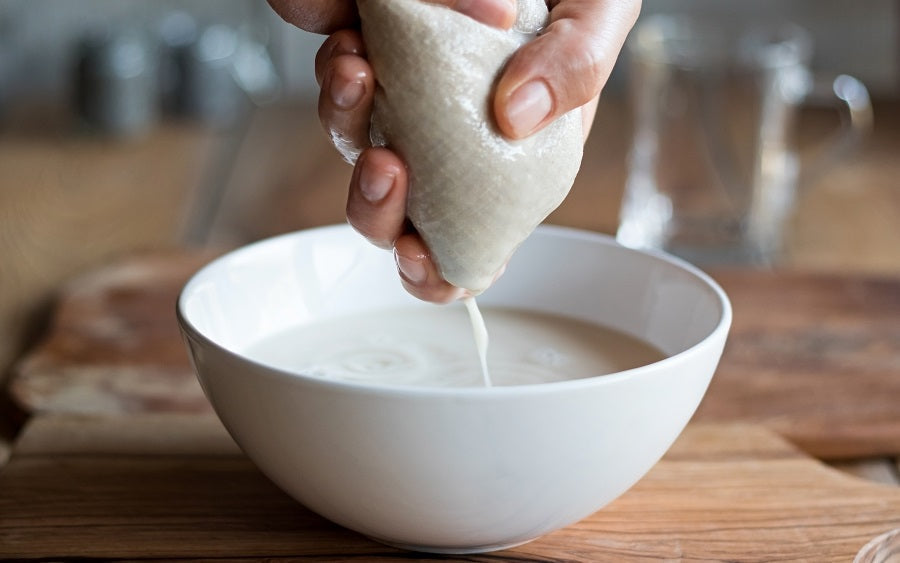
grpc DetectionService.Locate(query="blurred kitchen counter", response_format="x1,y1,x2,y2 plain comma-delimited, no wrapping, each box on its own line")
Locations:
200,96,900,274
0,107,224,393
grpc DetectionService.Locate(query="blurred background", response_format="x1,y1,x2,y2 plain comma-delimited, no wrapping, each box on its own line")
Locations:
0,0,898,387
0,1,897,112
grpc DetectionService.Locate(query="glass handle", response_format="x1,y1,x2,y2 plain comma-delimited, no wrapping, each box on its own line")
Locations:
797,73,873,189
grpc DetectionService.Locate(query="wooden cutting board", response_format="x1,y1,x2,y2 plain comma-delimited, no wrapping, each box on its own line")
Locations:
697,270,900,459
0,414,897,561
8,251,219,415
8,251,900,460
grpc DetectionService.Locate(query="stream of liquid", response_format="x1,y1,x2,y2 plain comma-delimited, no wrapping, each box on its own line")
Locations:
463,297,492,387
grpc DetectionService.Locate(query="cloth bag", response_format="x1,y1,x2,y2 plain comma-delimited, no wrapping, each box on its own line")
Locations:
358,0,583,293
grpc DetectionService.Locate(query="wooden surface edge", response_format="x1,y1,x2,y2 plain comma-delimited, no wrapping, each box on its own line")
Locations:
2,414,900,561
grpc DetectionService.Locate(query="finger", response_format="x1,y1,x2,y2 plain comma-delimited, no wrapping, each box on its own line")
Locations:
394,233,467,304
494,0,641,139
347,148,408,250
266,0,358,34
423,0,517,28
319,52,376,163
315,29,366,86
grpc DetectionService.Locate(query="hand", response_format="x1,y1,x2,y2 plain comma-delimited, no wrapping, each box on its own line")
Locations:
268,0,517,33
268,0,640,303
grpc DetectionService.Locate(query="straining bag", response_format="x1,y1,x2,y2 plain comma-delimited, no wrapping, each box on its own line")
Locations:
358,0,583,292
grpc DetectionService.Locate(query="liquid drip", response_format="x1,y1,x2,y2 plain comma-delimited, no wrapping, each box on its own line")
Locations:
463,296,492,387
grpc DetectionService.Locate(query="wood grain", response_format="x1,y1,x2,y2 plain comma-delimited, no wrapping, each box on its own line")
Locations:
9,253,900,461
698,269,900,459
9,250,221,415
1,414,898,561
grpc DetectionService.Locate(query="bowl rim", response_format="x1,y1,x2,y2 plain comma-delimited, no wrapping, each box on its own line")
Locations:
177,224,732,398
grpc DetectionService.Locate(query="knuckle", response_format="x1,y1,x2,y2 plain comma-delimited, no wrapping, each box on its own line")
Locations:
347,211,389,248
534,20,609,109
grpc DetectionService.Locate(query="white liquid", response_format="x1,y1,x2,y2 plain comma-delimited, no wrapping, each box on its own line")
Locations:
463,297,491,387
243,305,664,388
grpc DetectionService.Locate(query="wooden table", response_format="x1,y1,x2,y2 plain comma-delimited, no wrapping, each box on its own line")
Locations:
2,98,900,560
1,251,900,560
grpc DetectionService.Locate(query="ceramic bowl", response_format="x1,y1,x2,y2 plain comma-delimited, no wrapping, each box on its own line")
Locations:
177,224,731,553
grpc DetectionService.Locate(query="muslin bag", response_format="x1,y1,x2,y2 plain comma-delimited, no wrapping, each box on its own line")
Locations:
358,0,583,293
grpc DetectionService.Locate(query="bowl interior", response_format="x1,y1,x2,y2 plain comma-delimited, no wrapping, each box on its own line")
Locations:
179,225,729,378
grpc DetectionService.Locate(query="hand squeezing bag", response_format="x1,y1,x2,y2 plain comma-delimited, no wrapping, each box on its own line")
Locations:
358,0,584,293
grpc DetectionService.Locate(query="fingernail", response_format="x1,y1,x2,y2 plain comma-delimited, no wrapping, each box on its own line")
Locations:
454,0,516,28
500,0,518,27
329,70,366,110
395,251,427,285
359,163,395,202
505,80,553,137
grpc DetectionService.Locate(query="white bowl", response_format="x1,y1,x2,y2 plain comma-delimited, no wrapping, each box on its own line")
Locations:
178,224,731,553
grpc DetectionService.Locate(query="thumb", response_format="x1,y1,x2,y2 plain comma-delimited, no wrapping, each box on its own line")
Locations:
494,0,640,139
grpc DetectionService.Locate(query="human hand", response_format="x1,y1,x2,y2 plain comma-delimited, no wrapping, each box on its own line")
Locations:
268,0,640,303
